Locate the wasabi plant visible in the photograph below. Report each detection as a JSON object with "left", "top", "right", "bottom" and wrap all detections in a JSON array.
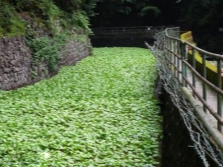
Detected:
[{"left": 0, "top": 47, "right": 162, "bottom": 167}]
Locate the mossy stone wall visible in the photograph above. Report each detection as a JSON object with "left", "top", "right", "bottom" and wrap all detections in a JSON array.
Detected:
[{"left": 0, "top": 36, "right": 91, "bottom": 90}]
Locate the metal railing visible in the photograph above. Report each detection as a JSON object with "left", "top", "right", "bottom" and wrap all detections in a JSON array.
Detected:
[
  {"left": 163, "top": 27, "right": 223, "bottom": 132},
  {"left": 90, "top": 26, "right": 165, "bottom": 38}
]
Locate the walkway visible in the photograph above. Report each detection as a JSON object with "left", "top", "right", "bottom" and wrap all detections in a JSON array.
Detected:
[{"left": 183, "top": 64, "right": 222, "bottom": 133}]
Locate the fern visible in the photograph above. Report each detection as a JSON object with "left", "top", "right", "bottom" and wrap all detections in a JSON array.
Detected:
[
  {"left": 69, "top": 10, "right": 92, "bottom": 33},
  {"left": 0, "top": 0, "right": 94, "bottom": 36},
  {"left": 0, "top": 1, "right": 26, "bottom": 37},
  {"left": 26, "top": 33, "right": 69, "bottom": 72}
]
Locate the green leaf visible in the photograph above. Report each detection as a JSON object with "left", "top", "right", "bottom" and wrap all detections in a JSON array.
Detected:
[
  {"left": 139, "top": 6, "right": 161, "bottom": 17},
  {"left": 0, "top": 47, "right": 161, "bottom": 166}
]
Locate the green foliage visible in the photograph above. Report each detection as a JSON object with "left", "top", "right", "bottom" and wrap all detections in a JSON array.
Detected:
[
  {"left": 54, "top": 0, "right": 83, "bottom": 13},
  {"left": 0, "top": 0, "right": 95, "bottom": 36},
  {"left": 179, "top": 0, "right": 223, "bottom": 27},
  {"left": 83, "top": 0, "right": 102, "bottom": 17},
  {"left": 0, "top": 47, "right": 161, "bottom": 166},
  {"left": 0, "top": 2, "right": 26, "bottom": 37},
  {"left": 68, "top": 10, "right": 91, "bottom": 31},
  {"left": 26, "top": 33, "right": 68, "bottom": 72},
  {"left": 16, "top": 0, "right": 62, "bottom": 18},
  {"left": 16, "top": 0, "right": 63, "bottom": 32},
  {"left": 139, "top": 6, "right": 161, "bottom": 17},
  {"left": 90, "top": 0, "right": 161, "bottom": 26}
]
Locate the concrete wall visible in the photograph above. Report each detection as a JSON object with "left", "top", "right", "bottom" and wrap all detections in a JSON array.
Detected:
[{"left": 0, "top": 36, "right": 91, "bottom": 90}]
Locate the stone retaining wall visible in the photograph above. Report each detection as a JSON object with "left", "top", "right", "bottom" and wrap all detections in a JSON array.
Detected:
[
  {"left": 0, "top": 36, "right": 32, "bottom": 90},
  {"left": 60, "top": 38, "right": 91, "bottom": 66},
  {"left": 0, "top": 36, "right": 91, "bottom": 90}
]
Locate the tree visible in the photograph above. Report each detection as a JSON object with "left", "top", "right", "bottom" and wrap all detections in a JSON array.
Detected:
[
  {"left": 177, "top": 0, "right": 223, "bottom": 29},
  {"left": 178, "top": 0, "right": 223, "bottom": 52},
  {"left": 90, "top": 0, "right": 161, "bottom": 27}
]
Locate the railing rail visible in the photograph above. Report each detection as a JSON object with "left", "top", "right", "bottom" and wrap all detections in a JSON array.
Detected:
[
  {"left": 150, "top": 27, "right": 223, "bottom": 165},
  {"left": 90, "top": 26, "right": 166, "bottom": 38},
  {"left": 163, "top": 27, "right": 223, "bottom": 132}
]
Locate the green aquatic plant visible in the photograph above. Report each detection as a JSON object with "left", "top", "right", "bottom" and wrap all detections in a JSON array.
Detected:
[{"left": 0, "top": 47, "right": 162, "bottom": 167}]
